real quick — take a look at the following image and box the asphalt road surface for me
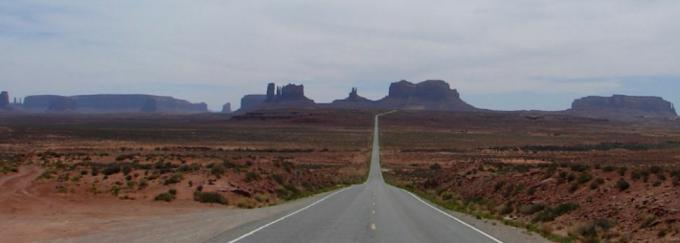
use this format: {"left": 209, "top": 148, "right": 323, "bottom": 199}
{"left": 214, "top": 112, "right": 506, "bottom": 243}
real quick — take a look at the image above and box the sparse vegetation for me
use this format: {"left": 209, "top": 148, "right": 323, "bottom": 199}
{"left": 589, "top": 178, "right": 605, "bottom": 190}
{"left": 7, "top": 108, "right": 680, "bottom": 242}
{"left": 244, "top": 171, "right": 259, "bottom": 182}
{"left": 154, "top": 189, "right": 177, "bottom": 202}
{"left": 163, "top": 173, "right": 183, "bottom": 185}
{"left": 533, "top": 203, "right": 579, "bottom": 222}
{"left": 193, "top": 191, "right": 227, "bottom": 205}
{"left": 616, "top": 178, "right": 630, "bottom": 191}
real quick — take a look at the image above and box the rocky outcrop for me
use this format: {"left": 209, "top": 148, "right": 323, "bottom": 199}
{"left": 569, "top": 95, "right": 677, "bottom": 119}
{"left": 22, "top": 94, "right": 207, "bottom": 113}
{"left": 376, "top": 80, "right": 477, "bottom": 111}
{"left": 237, "top": 83, "right": 316, "bottom": 113}
{"left": 266, "top": 83, "right": 276, "bottom": 102}
{"left": 240, "top": 94, "right": 267, "bottom": 111}
{"left": 266, "top": 83, "right": 314, "bottom": 104}
{"left": 0, "top": 91, "right": 9, "bottom": 107}
{"left": 222, "top": 103, "right": 232, "bottom": 113}
{"left": 331, "top": 88, "right": 375, "bottom": 108}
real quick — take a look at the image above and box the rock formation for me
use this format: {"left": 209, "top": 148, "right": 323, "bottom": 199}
{"left": 331, "top": 88, "right": 375, "bottom": 108}
{"left": 266, "top": 83, "right": 276, "bottom": 102}
{"left": 376, "top": 80, "right": 477, "bottom": 111}
{"left": 0, "top": 91, "right": 9, "bottom": 107}
{"left": 266, "top": 83, "right": 314, "bottom": 104}
{"left": 222, "top": 102, "right": 232, "bottom": 113}
{"left": 240, "top": 94, "right": 267, "bottom": 111}
{"left": 22, "top": 95, "right": 66, "bottom": 111}
{"left": 569, "top": 95, "right": 677, "bottom": 119}
{"left": 22, "top": 94, "right": 207, "bottom": 113}
{"left": 237, "top": 82, "right": 316, "bottom": 113}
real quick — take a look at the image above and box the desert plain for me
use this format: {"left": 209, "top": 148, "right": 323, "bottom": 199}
{"left": 2, "top": 109, "right": 680, "bottom": 242}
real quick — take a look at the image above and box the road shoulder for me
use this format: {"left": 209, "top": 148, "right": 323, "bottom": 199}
{"left": 54, "top": 190, "right": 341, "bottom": 243}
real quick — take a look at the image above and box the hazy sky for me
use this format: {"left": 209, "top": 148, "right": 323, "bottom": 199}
{"left": 1, "top": 0, "right": 679, "bottom": 111}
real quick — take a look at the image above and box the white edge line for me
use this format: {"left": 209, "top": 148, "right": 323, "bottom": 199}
{"left": 228, "top": 186, "right": 351, "bottom": 243}
{"left": 404, "top": 190, "right": 504, "bottom": 243}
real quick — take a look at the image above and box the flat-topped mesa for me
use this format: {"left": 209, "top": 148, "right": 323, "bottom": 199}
{"left": 569, "top": 94, "right": 677, "bottom": 119}
{"left": 388, "top": 80, "right": 454, "bottom": 100}
{"left": 378, "top": 80, "right": 477, "bottom": 111}
{"left": 22, "top": 94, "right": 208, "bottom": 113}
{"left": 240, "top": 94, "right": 267, "bottom": 111}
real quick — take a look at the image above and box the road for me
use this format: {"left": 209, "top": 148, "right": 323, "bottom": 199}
{"left": 213, "top": 112, "right": 505, "bottom": 243}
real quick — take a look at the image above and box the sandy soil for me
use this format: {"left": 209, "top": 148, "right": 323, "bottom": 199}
{"left": 0, "top": 166, "right": 213, "bottom": 243}
{"left": 55, "top": 195, "right": 326, "bottom": 243}
{"left": 0, "top": 166, "right": 323, "bottom": 243}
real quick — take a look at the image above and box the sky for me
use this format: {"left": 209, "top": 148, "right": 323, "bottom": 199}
{"left": 1, "top": 0, "right": 679, "bottom": 111}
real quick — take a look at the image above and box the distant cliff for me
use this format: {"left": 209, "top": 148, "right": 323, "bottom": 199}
{"left": 22, "top": 94, "right": 207, "bottom": 113}
{"left": 240, "top": 95, "right": 267, "bottom": 111}
{"left": 0, "top": 91, "right": 9, "bottom": 108}
{"left": 239, "top": 80, "right": 477, "bottom": 112}
{"left": 237, "top": 82, "right": 315, "bottom": 113}
{"left": 265, "top": 83, "right": 314, "bottom": 104}
{"left": 375, "top": 80, "right": 477, "bottom": 111}
{"left": 568, "top": 95, "right": 677, "bottom": 119}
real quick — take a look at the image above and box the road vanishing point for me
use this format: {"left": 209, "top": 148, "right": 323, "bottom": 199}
{"left": 212, "top": 112, "right": 504, "bottom": 243}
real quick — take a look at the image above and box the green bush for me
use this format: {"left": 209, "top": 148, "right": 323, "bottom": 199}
{"left": 577, "top": 173, "right": 593, "bottom": 184}
{"left": 276, "top": 184, "right": 302, "bottom": 201}
{"left": 494, "top": 181, "right": 507, "bottom": 192}
{"left": 570, "top": 164, "right": 589, "bottom": 172}
{"left": 589, "top": 178, "right": 605, "bottom": 190}
{"left": 122, "top": 165, "right": 133, "bottom": 175}
{"left": 498, "top": 203, "right": 514, "bottom": 215}
{"left": 573, "top": 218, "right": 616, "bottom": 241}
{"left": 223, "top": 160, "right": 237, "bottom": 168}
{"left": 210, "top": 164, "right": 225, "bottom": 176}
{"left": 245, "top": 172, "right": 259, "bottom": 182}
{"left": 616, "top": 178, "right": 630, "bottom": 191}
{"left": 193, "top": 191, "right": 227, "bottom": 204}
{"left": 568, "top": 183, "right": 580, "bottom": 193}
{"left": 163, "top": 173, "right": 183, "bottom": 185}
{"left": 533, "top": 203, "right": 579, "bottom": 222}
{"left": 271, "top": 174, "right": 284, "bottom": 184}
{"left": 526, "top": 186, "right": 537, "bottom": 196}
{"left": 103, "top": 164, "right": 121, "bottom": 175}
{"left": 138, "top": 179, "right": 149, "bottom": 190}
{"left": 519, "top": 203, "right": 546, "bottom": 215}
{"left": 154, "top": 190, "right": 176, "bottom": 202}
